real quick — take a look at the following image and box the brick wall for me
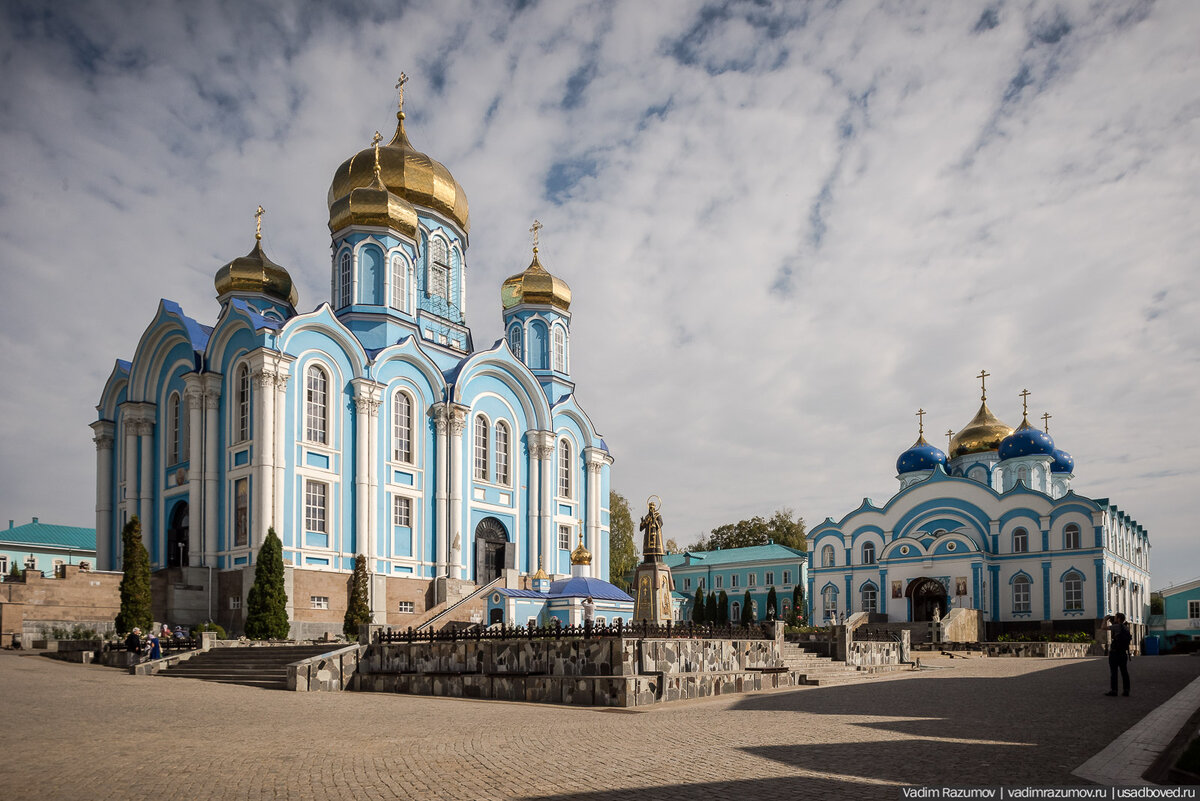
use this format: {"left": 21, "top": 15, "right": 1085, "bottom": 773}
{"left": 0, "top": 566, "right": 121, "bottom": 646}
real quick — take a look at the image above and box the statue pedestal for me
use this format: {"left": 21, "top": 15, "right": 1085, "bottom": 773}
{"left": 632, "top": 561, "right": 673, "bottom": 625}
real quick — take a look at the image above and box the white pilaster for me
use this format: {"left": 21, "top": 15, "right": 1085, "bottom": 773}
{"left": 253, "top": 367, "right": 275, "bottom": 551}
{"left": 351, "top": 379, "right": 384, "bottom": 581}
{"left": 448, "top": 403, "right": 468, "bottom": 580}
{"left": 138, "top": 415, "right": 154, "bottom": 555}
{"left": 184, "top": 377, "right": 204, "bottom": 566}
{"left": 583, "top": 447, "right": 610, "bottom": 580}
{"left": 121, "top": 406, "right": 138, "bottom": 528}
{"left": 272, "top": 366, "right": 292, "bottom": 545}
{"left": 91, "top": 421, "right": 115, "bottom": 571}
{"left": 432, "top": 404, "right": 449, "bottom": 577}
{"left": 202, "top": 374, "right": 222, "bottom": 567}
{"left": 529, "top": 431, "right": 557, "bottom": 576}
{"left": 526, "top": 434, "right": 540, "bottom": 572}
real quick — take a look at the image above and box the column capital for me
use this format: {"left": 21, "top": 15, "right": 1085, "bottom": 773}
{"left": 90, "top": 420, "right": 115, "bottom": 449}
{"left": 528, "top": 430, "right": 556, "bottom": 459}
{"left": 583, "top": 446, "right": 612, "bottom": 469}
{"left": 448, "top": 403, "right": 469, "bottom": 435}
{"left": 201, "top": 372, "right": 224, "bottom": 396}
{"left": 431, "top": 403, "right": 449, "bottom": 434}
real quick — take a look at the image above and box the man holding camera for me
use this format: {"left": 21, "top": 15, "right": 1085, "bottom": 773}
{"left": 1101, "top": 613, "right": 1132, "bottom": 697}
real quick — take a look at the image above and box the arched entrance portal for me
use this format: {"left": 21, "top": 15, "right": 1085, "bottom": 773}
{"left": 474, "top": 517, "right": 509, "bottom": 585}
{"left": 167, "top": 503, "right": 189, "bottom": 568}
{"left": 907, "top": 577, "right": 948, "bottom": 622}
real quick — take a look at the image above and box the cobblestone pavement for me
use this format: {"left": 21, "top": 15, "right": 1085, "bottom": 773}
{"left": 2, "top": 651, "right": 1197, "bottom": 800}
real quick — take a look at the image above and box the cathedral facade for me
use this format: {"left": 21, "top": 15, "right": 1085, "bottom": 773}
{"left": 91, "top": 93, "right": 613, "bottom": 637}
{"left": 807, "top": 378, "right": 1150, "bottom": 639}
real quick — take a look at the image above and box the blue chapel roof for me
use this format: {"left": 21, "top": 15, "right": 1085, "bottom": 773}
{"left": 161, "top": 299, "right": 212, "bottom": 351}
{"left": 496, "top": 576, "right": 632, "bottom": 602}
{"left": 116, "top": 359, "right": 132, "bottom": 373}
{"left": 1, "top": 519, "right": 96, "bottom": 551}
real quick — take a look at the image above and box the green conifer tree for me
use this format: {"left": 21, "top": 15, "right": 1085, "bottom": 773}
{"left": 718, "top": 591, "right": 729, "bottom": 625}
{"left": 8, "top": 559, "right": 20, "bottom": 578}
{"left": 793, "top": 584, "right": 805, "bottom": 623}
{"left": 344, "top": 554, "right": 372, "bottom": 639}
{"left": 742, "top": 589, "right": 755, "bottom": 625}
{"left": 115, "top": 516, "right": 152, "bottom": 634}
{"left": 244, "top": 529, "right": 290, "bottom": 639}
{"left": 766, "top": 586, "right": 778, "bottom": 621}
{"left": 692, "top": 586, "right": 706, "bottom": 623}
{"left": 705, "top": 591, "right": 718, "bottom": 623}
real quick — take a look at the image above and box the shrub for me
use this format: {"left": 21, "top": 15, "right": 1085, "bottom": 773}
{"left": 718, "top": 591, "right": 729, "bottom": 625}
{"left": 344, "top": 554, "right": 372, "bottom": 639}
{"left": 741, "top": 590, "right": 755, "bottom": 625}
{"left": 692, "top": 587, "right": 706, "bottom": 624}
{"left": 193, "top": 622, "right": 227, "bottom": 639}
{"left": 766, "top": 587, "right": 778, "bottom": 621}
{"left": 705, "top": 591, "right": 717, "bottom": 623}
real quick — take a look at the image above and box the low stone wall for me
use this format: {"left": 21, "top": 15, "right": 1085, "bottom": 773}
{"left": 289, "top": 644, "right": 366, "bottom": 691}
{"left": 847, "top": 633, "right": 910, "bottom": 669}
{"left": 980, "top": 641, "right": 1093, "bottom": 658}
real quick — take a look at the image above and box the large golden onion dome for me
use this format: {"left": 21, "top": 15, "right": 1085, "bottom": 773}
{"left": 328, "top": 135, "right": 419, "bottom": 237}
{"left": 948, "top": 401, "right": 1014, "bottom": 458}
{"left": 501, "top": 248, "right": 572, "bottom": 311}
{"left": 570, "top": 542, "right": 592, "bottom": 566}
{"left": 327, "top": 111, "right": 469, "bottom": 235}
{"left": 214, "top": 234, "right": 298, "bottom": 307}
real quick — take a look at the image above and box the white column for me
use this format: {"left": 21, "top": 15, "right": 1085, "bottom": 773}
{"left": 138, "top": 416, "right": 154, "bottom": 555}
{"left": 184, "top": 379, "right": 204, "bottom": 566}
{"left": 121, "top": 407, "right": 138, "bottom": 527}
{"left": 353, "top": 393, "right": 370, "bottom": 562}
{"left": 367, "top": 391, "right": 384, "bottom": 618}
{"left": 202, "top": 374, "right": 222, "bottom": 566}
{"left": 432, "top": 404, "right": 449, "bottom": 577}
{"left": 583, "top": 447, "right": 607, "bottom": 580}
{"left": 526, "top": 434, "right": 540, "bottom": 572}
{"left": 532, "top": 432, "right": 556, "bottom": 576}
{"left": 252, "top": 368, "right": 276, "bottom": 551}
{"left": 272, "top": 369, "right": 291, "bottom": 544}
{"left": 448, "top": 404, "right": 468, "bottom": 580}
{"left": 91, "top": 421, "right": 115, "bottom": 571}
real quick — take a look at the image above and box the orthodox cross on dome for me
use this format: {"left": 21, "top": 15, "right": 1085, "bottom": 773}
{"left": 530, "top": 219, "right": 543, "bottom": 252}
{"left": 371, "top": 130, "right": 383, "bottom": 178}
{"left": 1041, "top": 412, "right": 1052, "bottom": 434}
{"left": 395, "top": 72, "right": 408, "bottom": 114}
{"left": 945, "top": 429, "right": 954, "bottom": 450}
{"left": 255, "top": 205, "right": 265, "bottom": 241}
{"left": 977, "top": 369, "right": 990, "bottom": 401}
{"left": 915, "top": 408, "right": 926, "bottom": 436}
{"left": 1019, "top": 388, "right": 1031, "bottom": 417}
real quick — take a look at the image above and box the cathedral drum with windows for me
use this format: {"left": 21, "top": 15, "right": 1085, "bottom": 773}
{"left": 91, "top": 86, "right": 613, "bottom": 638}
{"left": 806, "top": 377, "right": 1150, "bottom": 641}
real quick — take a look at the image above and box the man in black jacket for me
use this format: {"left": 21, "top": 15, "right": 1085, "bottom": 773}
{"left": 125, "top": 627, "right": 142, "bottom": 665}
{"left": 1102, "top": 614, "right": 1132, "bottom": 697}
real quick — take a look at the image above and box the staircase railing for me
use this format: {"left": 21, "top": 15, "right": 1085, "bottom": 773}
{"left": 415, "top": 575, "right": 504, "bottom": 632}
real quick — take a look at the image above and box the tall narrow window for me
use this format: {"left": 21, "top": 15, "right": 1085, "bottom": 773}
{"left": 495, "top": 421, "right": 510, "bottom": 485}
{"left": 234, "top": 477, "right": 249, "bottom": 547}
{"left": 783, "top": 570, "right": 792, "bottom": 585}
{"left": 557, "top": 439, "right": 571, "bottom": 497}
{"left": 338, "top": 251, "right": 352, "bottom": 308}
{"left": 392, "top": 392, "right": 412, "bottom": 463}
{"left": 1013, "top": 575, "right": 1032, "bottom": 613}
{"left": 1064, "top": 523, "right": 1081, "bottom": 550}
{"left": 168, "top": 394, "right": 181, "bottom": 464}
{"left": 1013, "top": 528, "right": 1028, "bottom": 553}
{"left": 821, "top": 544, "right": 835, "bottom": 567}
{"left": 429, "top": 238, "right": 449, "bottom": 301}
{"left": 558, "top": 524, "right": 571, "bottom": 550}
{"left": 822, "top": 586, "right": 837, "bottom": 615}
{"left": 861, "top": 542, "right": 876, "bottom": 565}
{"left": 393, "top": 495, "right": 411, "bottom": 528}
{"left": 391, "top": 255, "right": 407, "bottom": 312}
{"left": 552, "top": 326, "right": 566, "bottom": 372}
{"left": 473, "top": 415, "right": 489, "bottom": 481}
{"left": 305, "top": 480, "right": 327, "bottom": 533}
{"left": 1064, "top": 571, "right": 1083, "bottom": 611}
{"left": 305, "top": 365, "right": 328, "bottom": 444}
{"left": 508, "top": 326, "right": 523, "bottom": 359}
{"left": 237, "top": 365, "right": 250, "bottom": 442}
{"left": 861, "top": 584, "right": 878, "bottom": 613}
{"left": 180, "top": 395, "right": 189, "bottom": 461}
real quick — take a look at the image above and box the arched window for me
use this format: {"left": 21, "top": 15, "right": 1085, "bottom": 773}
{"left": 168, "top": 393, "right": 181, "bottom": 464}
{"left": 237, "top": 365, "right": 251, "bottom": 442}
{"left": 338, "top": 251, "right": 352, "bottom": 308}
{"left": 552, "top": 326, "right": 567, "bottom": 372}
{"left": 391, "top": 255, "right": 407, "bottom": 312}
{"left": 305, "top": 365, "right": 328, "bottom": 444}
{"left": 557, "top": 439, "right": 571, "bottom": 497}
{"left": 821, "top": 544, "right": 835, "bottom": 567}
{"left": 429, "top": 237, "right": 449, "bottom": 301}
{"left": 861, "top": 542, "right": 875, "bottom": 565}
{"left": 1016, "top": 466, "right": 1029, "bottom": 487}
{"left": 507, "top": 325, "right": 523, "bottom": 359}
{"left": 1012, "top": 575, "right": 1032, "bottom": 614}
{"left": 1064, "top": 571, "right": 1083, "bottom": 611}
{"left": 473, "top": 415, "right": 489, "bottom": 481}
{"left": 1013, "top": 527, "right": 1028, "bottom": 553}
{"left": 495, "top": 421, "right": 510, "bottom": 485}
{"left": 731, "top": 601, "right": 741, "bottom": 621}
{"left": 822, "top": 585, "right": 837, "bottom": 615}
{"left": 1064, "top": 523, "right": 1081, "bottom": 550}
{"left": 861, "top": 583, "right": 877, "bottom": 613}
{"left": 392, "top": 392, "right": 412, "bottom": 463}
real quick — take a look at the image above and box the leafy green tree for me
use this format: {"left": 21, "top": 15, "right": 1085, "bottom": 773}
{"left": 692, "top": 587, "right": 706, "bottom": 623}
{"left": 244, "top": 529, "right": 290, "bottom": 639}
{"left": 8, "top": 559, "right": 20, "bottom": 578}
{"left": 705, "top": 591, "right": 717, "bottom": 623}
{"left": 692, "top": 508, "right": 806, "bottom": 552}
{"left": 742, "top": 590, "right": 755, "bottom": 625}
{"left": 793, "top": 584, "right": 805, "bottom": 623}
{"left": 663, "top": 537, "right": 684, "bottom": 555}
{"left": 115, "top": 516, "right": 152, "bottom": 634}
{"left": 766, "top": 586, "right": 778, "bottom": 621}
{"left": 718, "top": 591, "right": 729, "bottom": 625}
{"left": 1151, "top": 593, "right": 1164, "bottom": 615}
{"left": 344, "top": 554, "right": 372, "bottom": 639}
{"left": 608, "top": 491, "right": 638, "bottom": 591}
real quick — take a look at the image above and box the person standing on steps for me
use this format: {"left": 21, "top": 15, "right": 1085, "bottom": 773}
{"left": 1102, "top": 613, "right": 1132, "bottom": 697}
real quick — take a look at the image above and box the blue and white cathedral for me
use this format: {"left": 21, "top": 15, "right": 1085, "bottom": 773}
{"left": 808, "top": 374, "right": 1150, "bottom": 639}
{"left": 91, "top": 89, "right": 613, "bottom": 637}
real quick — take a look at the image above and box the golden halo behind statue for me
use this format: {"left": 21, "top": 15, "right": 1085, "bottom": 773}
{"left": 646, "top": 494, "right": 662, "bottom": 511}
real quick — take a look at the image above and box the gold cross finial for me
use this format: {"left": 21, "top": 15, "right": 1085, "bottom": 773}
{"left": 1019, "top": 388, "right": 1031, "bottom": 417}
{"left": 371, "top": 130, "right": 383, "bottom": 179}
{"left": 915, "top": 408, "right": 926, "bottom": 436}
{"left": 530, "top": 219, "right": 542, "bottom": 252}
{"left": 977, "top": 369, "right": 990, "bottom": 401}
{"left": 255, "top": 205, "right": 265, "bottom": 241}
{"left": 1041, "top": 412, "right": 1052, "bottom": 434}
{"left": 395, "top": 72, "right": 408, "bottom": 115}
{"left": 946, "top": 429, "right": 954, "bottom": 449}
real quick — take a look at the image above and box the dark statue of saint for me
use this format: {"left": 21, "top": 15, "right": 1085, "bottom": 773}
{"left": 639, "top": 499, "right": 664, "bottom": 561}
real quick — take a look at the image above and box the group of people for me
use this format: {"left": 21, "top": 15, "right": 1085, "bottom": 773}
{"left": 123, "top": 624, "right": 187, "bottom": 662}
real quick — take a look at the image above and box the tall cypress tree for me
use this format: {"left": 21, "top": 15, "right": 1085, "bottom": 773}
{"left": 793, "top": 584, "right": 805, "bottom": 623}
{"left": 766, "top": 586, "right": 778, "bottom": 621}
{"left": 344, "top": 554, "right": 372, "bottom": 639}
{"left": 718, "top": 591, "right": 729, "bottom": 625}
{"left": 244, "top": 528, "right": 290, "bottom": 639}
{"left": 742, "top": 589, "right": 755, "bottom": 625}
{"left": 115, "top": 516, "right": 152, "bottom": 634}
{"left": 692, "top": 586, "right": 706, "bottom": 623}
{"left": 705, "top": 591, "right": 718, "bottom": 624}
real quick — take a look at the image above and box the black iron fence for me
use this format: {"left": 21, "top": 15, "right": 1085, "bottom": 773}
{"left": 376, "top": 619, "right": 776, "bottom": 644}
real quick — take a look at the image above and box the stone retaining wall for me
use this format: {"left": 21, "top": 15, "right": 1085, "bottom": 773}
{"left": 980, "top": 641, "right": 1093, "bottom": 658}
{"left": 289, "top": 644, "right": 366, "bottom": 691}
{"left": 847, "top": 635, "right": 909, "bottom": 669}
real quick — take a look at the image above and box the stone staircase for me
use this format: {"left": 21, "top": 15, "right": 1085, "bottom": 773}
{"left": 156, "top": 645, "right": 333, "bottom": 690}
{"left": 779, "top": 643, "right": 877, "bottom": 686}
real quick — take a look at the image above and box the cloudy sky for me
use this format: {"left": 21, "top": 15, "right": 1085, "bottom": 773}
{"left": 1, "top": 1, "right": 1197, "bottom": 584}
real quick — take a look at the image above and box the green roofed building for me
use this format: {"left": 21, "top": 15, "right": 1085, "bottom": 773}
{"left": 1, "top": 518, "right": 97, "bottom": 577}
{"left": 663, "top": 543, "right": 808, "bottom": 623}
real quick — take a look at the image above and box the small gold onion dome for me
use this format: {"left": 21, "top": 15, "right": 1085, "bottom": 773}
{"left": 327, "top": 112, "right": 469, "bottom": 235}
{"left": 948, "top": 401, "right": 1014, "bottom": 459}
{"left": 328, "top": 147, "right": 419, "bottom": 237}
{"left": 531, "top": 567, "right": 549, "bottom": 581}
{"left": 500, "top": 248, "right": 572, "bottom": 311}
{"left": 214, "top": 238, "right": 298, "bottom": 306}
{"left": 570, "top": 542, "right": 592, "bottom": 566}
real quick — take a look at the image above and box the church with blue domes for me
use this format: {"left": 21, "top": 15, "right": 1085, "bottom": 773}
{"left": 90, "top": 85, "right": 614, "bottom": 637}
{"left": 808, "top": 373, "right": 1150, "bottom": 640}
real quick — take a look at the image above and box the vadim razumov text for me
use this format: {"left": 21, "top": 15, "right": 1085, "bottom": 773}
{"left": 900, "top": 788, "right": 1198, "bottom": 800}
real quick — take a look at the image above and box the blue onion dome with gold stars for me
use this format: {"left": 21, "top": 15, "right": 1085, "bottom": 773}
{"left": 999, "top": 416, "right": 1056, "bottom": 460}
{"left": 1051, "top": 447, "right": 1075, "bottom": 474}
{"left": 897, "top": 433, "right": 947, "bottom": 474}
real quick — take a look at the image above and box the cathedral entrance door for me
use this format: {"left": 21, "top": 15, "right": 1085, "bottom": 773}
{"left": 907, "top": 578, "right": 948, "bottom": 622}
{"left": 167, "top": 503, "right": 189, "bottom": 568}
{"left": 474, "top": 518, "right": 509, "bottom": 585}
